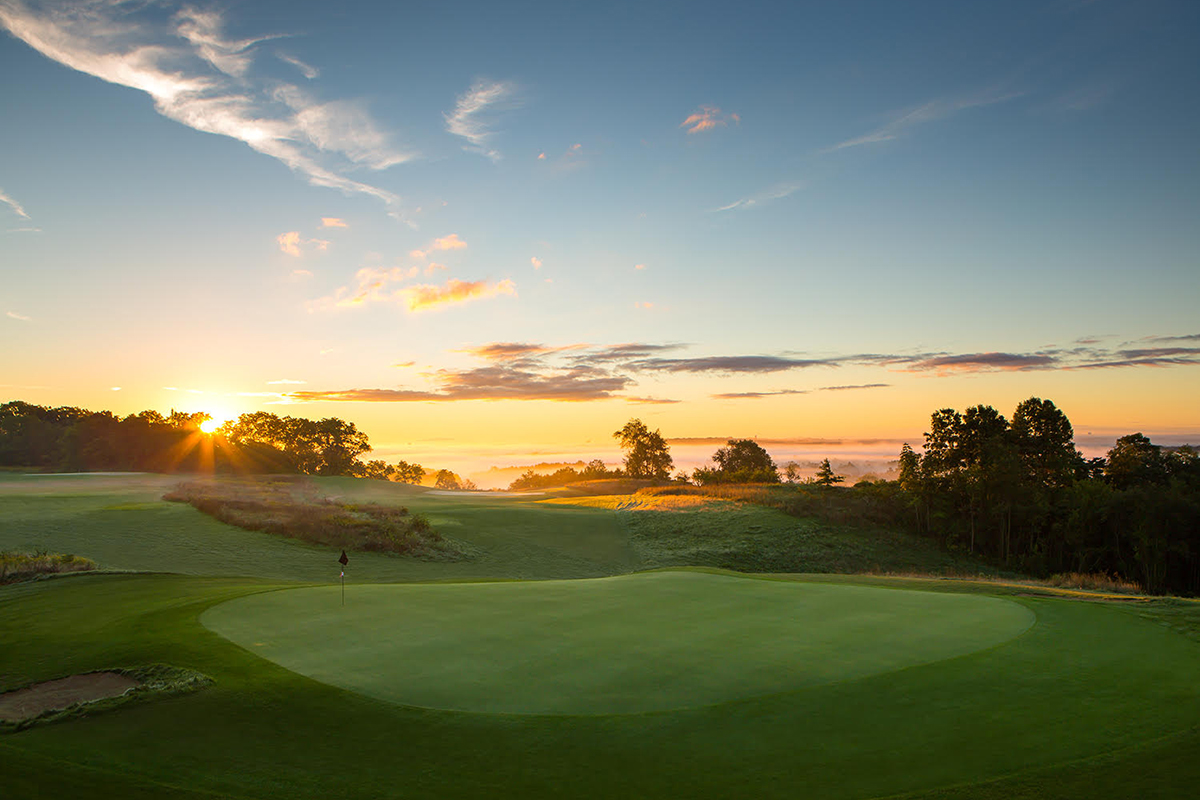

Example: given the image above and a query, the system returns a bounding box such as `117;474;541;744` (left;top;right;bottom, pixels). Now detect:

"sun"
199;417;225;434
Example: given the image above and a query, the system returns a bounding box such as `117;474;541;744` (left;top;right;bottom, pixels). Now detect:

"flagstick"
341;569;345;606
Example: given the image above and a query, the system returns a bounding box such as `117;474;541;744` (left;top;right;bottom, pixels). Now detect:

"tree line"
895;398;1199;594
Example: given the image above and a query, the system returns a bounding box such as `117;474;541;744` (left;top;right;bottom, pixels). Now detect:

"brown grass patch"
164;478;472;561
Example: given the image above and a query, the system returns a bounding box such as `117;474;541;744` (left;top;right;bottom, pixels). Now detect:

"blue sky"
2;0;1198;471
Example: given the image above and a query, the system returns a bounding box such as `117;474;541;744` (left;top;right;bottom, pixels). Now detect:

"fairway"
202;571;1034;715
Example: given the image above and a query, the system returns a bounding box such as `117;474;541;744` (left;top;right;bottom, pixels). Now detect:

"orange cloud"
635;301;654;310
680;105;739;134
321;217;348;228
277;231;303;256
531;257;542;269
433;233;467;251
410;249;427;259
402;278;516;312
277;231;328;256
537;152;546;160
425;261;448;275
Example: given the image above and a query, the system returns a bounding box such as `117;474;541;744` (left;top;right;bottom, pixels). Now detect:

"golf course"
2;472;1199;799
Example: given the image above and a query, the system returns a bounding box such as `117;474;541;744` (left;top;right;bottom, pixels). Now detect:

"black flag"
338;550;349;566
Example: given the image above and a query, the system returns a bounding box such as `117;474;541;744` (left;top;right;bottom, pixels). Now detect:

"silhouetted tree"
613;419;673;480
434;469;461;490
392;460;426;485
814;459;844;486
694;439;779;484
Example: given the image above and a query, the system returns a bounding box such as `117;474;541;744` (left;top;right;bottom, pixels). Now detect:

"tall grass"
0;551;97;584
164;479;473;561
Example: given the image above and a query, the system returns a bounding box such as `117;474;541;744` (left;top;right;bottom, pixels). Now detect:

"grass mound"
164;478;473;561
0;550;96;584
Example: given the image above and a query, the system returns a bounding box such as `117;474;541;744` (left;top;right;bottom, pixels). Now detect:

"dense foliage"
0;402;373;476
693;439;780;485
507;460;616;490
897;398;1200;594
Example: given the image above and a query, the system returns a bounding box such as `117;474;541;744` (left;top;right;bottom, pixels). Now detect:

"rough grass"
639;482;904;529
0;550;96;584
163;478;471;561
1045;571;1144;594
546;492;990;576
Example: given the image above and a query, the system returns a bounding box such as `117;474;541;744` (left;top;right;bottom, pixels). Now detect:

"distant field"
2;473;1199;799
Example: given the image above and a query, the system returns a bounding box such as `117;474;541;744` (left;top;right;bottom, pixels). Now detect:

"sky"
2;0;1198;479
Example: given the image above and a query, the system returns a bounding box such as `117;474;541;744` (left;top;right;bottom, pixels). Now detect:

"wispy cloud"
445;79;518;161
457;342;581;361
0;187;31;219
402;278;516;312
266;378;306;385
0;2;411;209
277;231;329;256
531;257;542;269
899;352;1058;373
680;105;740;134
321;217;347;228
6;310;31;321
277;52;318;80
714;182;802;212
712;384;889;400
627;355;836;374
289;364;628;404
825;88;1022;152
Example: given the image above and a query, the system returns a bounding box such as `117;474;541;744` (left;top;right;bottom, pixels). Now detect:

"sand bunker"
0;672;140;722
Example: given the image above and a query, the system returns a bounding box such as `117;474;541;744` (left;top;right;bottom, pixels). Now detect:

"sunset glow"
1;0;1197;480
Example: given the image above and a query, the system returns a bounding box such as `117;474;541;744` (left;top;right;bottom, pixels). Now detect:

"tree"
223;412;370;476
897;444;920;491
1011;397;1082;488
695;439;779;484
1105;433;1166;489
360;460;394;480
392;460;426;485
814;459;844;486
434;469;461;490
613;419;673;480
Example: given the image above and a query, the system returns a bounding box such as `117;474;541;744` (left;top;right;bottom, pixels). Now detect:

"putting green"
202;571;1034;715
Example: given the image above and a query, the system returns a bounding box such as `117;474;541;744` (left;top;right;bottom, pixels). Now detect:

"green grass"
201;571;1033;715
0;473;637;581
1;473;1199;798
605;496;987;575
